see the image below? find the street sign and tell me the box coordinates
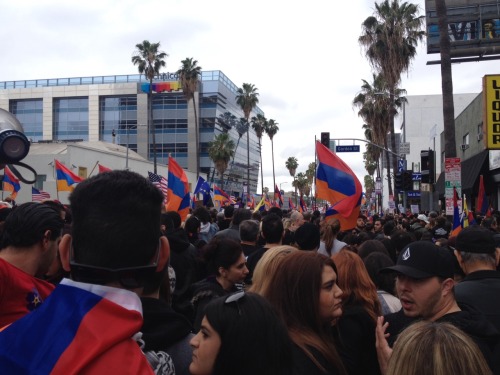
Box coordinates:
[407,191,421,198]
[412,173,422,181]
[336,145,360,152]
[399,142,410,154]
[398,159,407,172]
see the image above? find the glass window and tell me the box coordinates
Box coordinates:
[9,99,44,142]
[99,95,137,149]
[53,97,89,141]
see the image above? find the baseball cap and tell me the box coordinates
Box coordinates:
[455,226,496,254]
[381,241,454,279]
[417,214,429,224]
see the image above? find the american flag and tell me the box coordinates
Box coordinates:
[148,171,168,202]
[32,187,51,202]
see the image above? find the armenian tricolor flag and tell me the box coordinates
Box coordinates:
[315,141,362,230]
[166,156,190,221]
[55,160,83,192]
[3,166,20,199]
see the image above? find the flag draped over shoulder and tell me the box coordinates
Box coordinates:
[98,164,112,173]
[55,160,83,192]
[477,175,488,215]
[32,187,51,202]
[451,187,462,237]
[166,156,190,221]
[315,141,362,230]
[0,282,154,374]
[3,166,20,199]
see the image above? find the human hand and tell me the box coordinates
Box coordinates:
[375,316,392,375]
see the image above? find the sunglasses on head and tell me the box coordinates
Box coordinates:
[69,243,160,289]
[224,291,245,315]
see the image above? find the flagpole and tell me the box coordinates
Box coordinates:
[88,161,99,178]
[53,159,60,201]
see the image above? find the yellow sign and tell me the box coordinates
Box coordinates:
[483,75,500,149]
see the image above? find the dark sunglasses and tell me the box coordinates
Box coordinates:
[69,243,160,289]
[224,291,245,315]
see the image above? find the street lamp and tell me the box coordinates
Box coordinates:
[279,181,288,191]
[123,125,138,170]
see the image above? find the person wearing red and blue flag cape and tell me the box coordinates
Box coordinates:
[0,171,172,374]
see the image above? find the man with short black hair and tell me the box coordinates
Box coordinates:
[214,207,252,242]
[239,219,260,257]
[0,171,172,374]
[0,202,64,327]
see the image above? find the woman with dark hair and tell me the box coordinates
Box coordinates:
[332,250,382,375]
[190,237,248,330]
[363,252,401,315]
[259,251,347,374]
[189,292,294,375]
[184,215,207,250]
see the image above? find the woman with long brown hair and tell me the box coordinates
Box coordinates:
[332,249,382,375]
[259,251,347,374]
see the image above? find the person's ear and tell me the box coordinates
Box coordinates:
[59,234,72,272]
[156,236,170,272]
[442,278,456,295]
[40,230,52,251]
[495,248,500,267]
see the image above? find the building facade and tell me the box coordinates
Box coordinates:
[0,70,262,197]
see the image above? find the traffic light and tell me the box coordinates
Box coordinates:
[403,170,413,191]
[395,172,403,191]
[321,132,330,148]
[421,149,435,184]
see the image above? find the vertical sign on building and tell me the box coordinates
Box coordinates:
[483,75,500,149]
[444,158,461,216]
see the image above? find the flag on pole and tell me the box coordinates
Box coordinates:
[213,185,230,202]
[477,175,488,215]
[462,197,470,228]
[3,166,20,199]
[98,164,112,173]
[166,156,190,221]
[451,187,462,237]
[254,195,266,213]
[315,141,362,230]
[148,171,168,203]
[193,176,211,206]
[32,187,51,202]
[299,196,307,213]
[274,185,284,207]
[55,160,83,192]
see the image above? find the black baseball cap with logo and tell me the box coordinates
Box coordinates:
[381,241,454,279]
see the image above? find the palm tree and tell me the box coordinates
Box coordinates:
[236,83,259,192]
[177,57,202,179]
[294,172,309,205]
[286,156,299,206]
[218,111,237,133]
[264,119,279,195]
[306,161,316,203]
[208,133,235,185]
[359,0,424,190]
[251,113,267,194]
[131,40,168,173]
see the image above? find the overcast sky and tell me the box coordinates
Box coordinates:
[1,0,498,194]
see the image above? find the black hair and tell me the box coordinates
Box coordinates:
[202,237,244,276]
[164,211,182,229]
[192,206,211,224]
[261,213,284,244]
[239,220,260,242]
[69,170,163,269]
[231,208,252,226]
[204,292,294,375]
[363,252,397,295]
[268,206,283,218]
[0,202,64,249]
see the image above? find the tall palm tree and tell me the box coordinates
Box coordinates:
[236,83,259,193]
[131,40,168,173]
[359,0,425,190]
[306,161,316,203]
[251,113,267,194]
[177,57,202,179]
[264,119,279,195]
[208,133,235,185]
[286,156,299,206]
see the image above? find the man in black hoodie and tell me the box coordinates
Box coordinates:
[376,241,500,374]
[163,211,199,319]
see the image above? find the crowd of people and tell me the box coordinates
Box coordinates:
[0,171,499,374]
